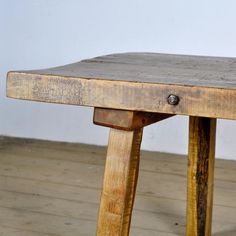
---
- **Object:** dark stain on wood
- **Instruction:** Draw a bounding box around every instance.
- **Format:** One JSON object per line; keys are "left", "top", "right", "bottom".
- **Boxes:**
{"left": 187, "top": 116, "right": 216, "bottom": 236}
{"left": 196, "top": 118, "right": 211, "bottom": 236}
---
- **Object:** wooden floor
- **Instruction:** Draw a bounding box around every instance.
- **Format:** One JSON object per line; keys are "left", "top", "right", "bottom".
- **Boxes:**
{"left": 0, "top": 136, "right": 236, "bottom": 236}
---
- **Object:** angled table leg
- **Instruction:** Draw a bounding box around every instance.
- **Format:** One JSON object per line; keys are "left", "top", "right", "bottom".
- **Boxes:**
{"left": 186, "top": 116, "right": 217, "bottom": 236}
{"left": 97, "top": 127, "right": 142, "bottom": 236}
{"left": 94, "top": 108, "right": 173, "bottom": 236}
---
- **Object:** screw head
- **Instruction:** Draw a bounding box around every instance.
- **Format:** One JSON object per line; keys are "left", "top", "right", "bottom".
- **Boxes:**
{"left": 167, "top": 94, "right": 179, "bottom": 105}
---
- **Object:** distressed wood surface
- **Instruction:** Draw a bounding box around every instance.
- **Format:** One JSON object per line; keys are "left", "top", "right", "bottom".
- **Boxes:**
{"left": 11, "top": 52, "right": 236, "bottom": 88}
{"left": 93, "top": 108, "right": 173, "bottom": 130}
{"left": 95, "top": 109, "right": 171, "bottom": 235}
{"left": 186, "top": 117, "right": 217, "bottom": 236}
{"left": 1, "top": 137, "right": 236, "bottom": 235}
{"left": 7, "top": 53, "right": 236, "bottom": 120}
{"left": 96, "top": 128, "right": 143, "bottom": 236}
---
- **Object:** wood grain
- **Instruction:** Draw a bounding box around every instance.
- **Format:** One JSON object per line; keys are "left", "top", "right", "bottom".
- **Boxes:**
{"left": 186, "top": 117, "right": 217, "bottom": 236}
{"left": 5, "top": 52, "right": 236, "bottom": 235}
{"left": 94, "top": 108, "right": 174, "bottom": 234}
{"left": 93, "top": 108, "right": 173, "bottom": 130}
{"left": 6, "top": 52, "right": 236, "bottom": 120}
{"left": 12, "top": 52, "right": 236, "bottom": 88}
{"left": 7, "top": 72, "right": 236, "bottom": 120}
{"left": 96, "top": 128, "right": 143, "bottom": 236}
{"left": 1, "top": 137, "right": 236, "bottom": 235}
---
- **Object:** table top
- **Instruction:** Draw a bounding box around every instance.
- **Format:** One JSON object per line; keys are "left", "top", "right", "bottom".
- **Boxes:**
{"left": 7, "top": 52, "right": 236, "bottom": 120}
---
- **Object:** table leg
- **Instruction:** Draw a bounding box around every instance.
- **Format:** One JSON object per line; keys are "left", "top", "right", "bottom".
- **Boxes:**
{"left": 94, "top": 108, "right": 173, "bottom": 236}
{"left": 96, "top": 128, "right": 142, "bottom": 236}
{"left": 186, "top": 116, "right": 217, "bottom": 236}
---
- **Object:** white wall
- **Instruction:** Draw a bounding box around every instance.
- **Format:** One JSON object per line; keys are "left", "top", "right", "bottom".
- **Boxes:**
{"left": 1, "top": 0, "right": 236, "bottom": 159}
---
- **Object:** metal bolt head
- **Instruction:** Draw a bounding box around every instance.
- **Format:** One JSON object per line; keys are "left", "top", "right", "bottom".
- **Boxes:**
{"left": 167, "top": 94, "right": 179, "bottom": 105}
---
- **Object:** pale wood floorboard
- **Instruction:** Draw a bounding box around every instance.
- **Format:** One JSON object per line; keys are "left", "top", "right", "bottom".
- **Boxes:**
{"left": 0, "top": 136, "right": 236, "bottom": 235}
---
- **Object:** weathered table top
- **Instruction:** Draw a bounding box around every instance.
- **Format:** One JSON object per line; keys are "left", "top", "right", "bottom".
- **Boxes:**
{"left": 7, "top": 53, "right": 236, "bottom": 120}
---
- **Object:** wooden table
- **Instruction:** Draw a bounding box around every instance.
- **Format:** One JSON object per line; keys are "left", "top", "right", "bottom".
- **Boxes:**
{"left": 6, "top": 52, "right": 236, "bottom": 236}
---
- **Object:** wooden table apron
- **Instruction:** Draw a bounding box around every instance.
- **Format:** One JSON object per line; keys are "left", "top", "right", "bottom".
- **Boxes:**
{"left": 6, "top": 52, "right": 236, "bottom": 236}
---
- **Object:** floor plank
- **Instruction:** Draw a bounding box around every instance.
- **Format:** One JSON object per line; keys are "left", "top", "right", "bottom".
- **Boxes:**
{"left": 0, "top": 136, "right": 236, "bottom": 235}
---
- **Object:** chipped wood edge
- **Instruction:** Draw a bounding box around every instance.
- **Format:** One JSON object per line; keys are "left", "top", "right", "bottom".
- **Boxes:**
{"left": 7, "top": 72, "right": 236, "bottom": 120}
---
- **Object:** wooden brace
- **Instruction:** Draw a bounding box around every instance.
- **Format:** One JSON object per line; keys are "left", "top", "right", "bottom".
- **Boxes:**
{"left": 93, "top": 107, "right": 174, "bottom": 130}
